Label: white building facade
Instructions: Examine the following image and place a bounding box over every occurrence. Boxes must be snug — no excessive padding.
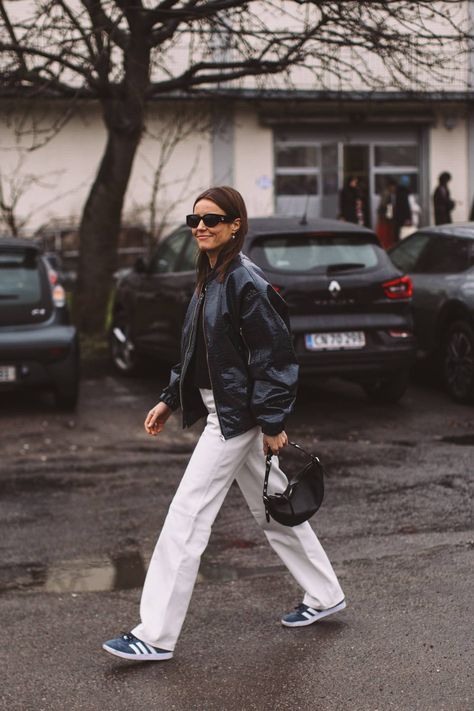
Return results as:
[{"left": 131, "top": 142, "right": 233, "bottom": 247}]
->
[{"left": 1, "top": 1, "right": 474, "bottom": 236}]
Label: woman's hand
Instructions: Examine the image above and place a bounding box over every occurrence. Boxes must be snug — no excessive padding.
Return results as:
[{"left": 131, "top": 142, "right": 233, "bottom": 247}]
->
[
  {"left": 263, "top": 430, "right": 288, "bottom": 455},
  {"left": 144, "top": 401, "right": 172, "bottom": 436}
]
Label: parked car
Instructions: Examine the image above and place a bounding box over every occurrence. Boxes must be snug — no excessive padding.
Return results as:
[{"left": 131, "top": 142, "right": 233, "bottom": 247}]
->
[
  {"left": 389, "top": 222, "right": 474, "bottom": 402},
  {"left": 110, "top": 217, "right": 416, "bottom": 402},
  {"left": 0, "top": 238, "right": 79, "bottom": 409}
]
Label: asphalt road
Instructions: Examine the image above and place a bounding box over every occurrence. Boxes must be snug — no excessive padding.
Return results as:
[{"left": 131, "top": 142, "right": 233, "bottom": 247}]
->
[{"left": 0, "top": 366, "right": 472, "bottom": 711}]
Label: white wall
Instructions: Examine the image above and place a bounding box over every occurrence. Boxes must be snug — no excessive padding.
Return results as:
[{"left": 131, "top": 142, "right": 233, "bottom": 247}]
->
[
  {"left": 0, "top": 101, "right": 212, "bottom": 235},
  {"left": 0, "top": 102, "right": 106, "bottom": 233},
  {"left": 233, "top": 107, "right": 274, "bottom": 217},
  {"left": 128, "top": 103, "right": 212, "bottom": 233},
  {"left": 430, "top": 115, "right": 469, "bottom": 222}
]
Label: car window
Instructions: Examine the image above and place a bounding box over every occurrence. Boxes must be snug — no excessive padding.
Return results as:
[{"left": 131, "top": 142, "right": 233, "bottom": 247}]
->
[
  {"left": 414, "top": 236, "right": 472, "bottom": 274},
  {"left": 149, "top": 229, "right": 189, "bottom": 274},
  {"left": 175, "top": 230, "right": 196, "bottom": 272},
  {"left": 389, "top": 232, "right": 430, "bottom": 272},
  {"left": 250, "top": 233, "right": 379, "bottom": 273},
  {"left": 0, "top": 249, "right": 43, "bottom": 304}
]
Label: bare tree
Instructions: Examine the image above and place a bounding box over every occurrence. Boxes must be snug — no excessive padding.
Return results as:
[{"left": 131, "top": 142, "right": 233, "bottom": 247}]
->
[
  {"left": 0, "top": 1, "right": 470, "bottom": 333},
  {"left": 132, "top": 106, "right": 211, "bottom": 249},
  {"left": 0, "top": 153, "right": 75, "bottom": 237}
]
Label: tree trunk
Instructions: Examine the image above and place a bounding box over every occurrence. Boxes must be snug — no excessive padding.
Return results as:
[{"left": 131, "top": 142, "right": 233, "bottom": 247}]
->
[
  {"left": 73, "top": 121, "right": 142, "bottom": 334},
  {"left": 73, "top": 28, "right": 150, "bottom": 335}
]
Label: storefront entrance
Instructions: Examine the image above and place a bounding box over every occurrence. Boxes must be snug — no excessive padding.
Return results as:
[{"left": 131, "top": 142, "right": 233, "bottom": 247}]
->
[{"left": 274, "top": 128, "right": 425, "bottom": 228}]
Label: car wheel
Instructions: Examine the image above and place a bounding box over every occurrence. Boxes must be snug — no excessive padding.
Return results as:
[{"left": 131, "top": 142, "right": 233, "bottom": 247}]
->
[
  {"left": 443, "top": 320, "right": 474, "bottom": 403},
  {"left": 362, "top": 368, "right": 410, "bottom": 403},
  {"left": 110, "top": 321, "right": 140, "bottom": 375}
]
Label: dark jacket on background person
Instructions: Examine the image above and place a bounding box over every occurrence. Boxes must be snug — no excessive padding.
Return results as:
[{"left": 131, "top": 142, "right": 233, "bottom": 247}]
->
[
  {"left": 159, "top": 253, "right": 299, "bottom": 440},
  {"left": 339, "top": 185, "right": 359, "bottom": 223},
  {"left": 394, "top": 185, "right": 412, "bottom": 228},
  {"left": 434, "top": 185, "right": 455, "bottom": 225}
]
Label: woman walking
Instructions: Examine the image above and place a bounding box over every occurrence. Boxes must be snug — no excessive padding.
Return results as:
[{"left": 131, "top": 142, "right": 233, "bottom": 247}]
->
[{"left": 103, "top": 186, "right": 345, "bottom": 661}]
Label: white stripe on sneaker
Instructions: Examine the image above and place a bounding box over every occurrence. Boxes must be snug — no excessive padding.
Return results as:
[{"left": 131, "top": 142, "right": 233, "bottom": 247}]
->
[
  {"left": 129, "top": 643, "right": 141, "bottom": 654},
  {"left": 145, "top": 643, "right": 157, "bottom": 654},
  {"left": 302, "top": 611, "right": 314, "bottom": 619},
  {"left": 306, "top": 607, "right": 317, "bottom": 615},
  {"left": 135, "top": 642, "right": 149, "bottom": 654}
]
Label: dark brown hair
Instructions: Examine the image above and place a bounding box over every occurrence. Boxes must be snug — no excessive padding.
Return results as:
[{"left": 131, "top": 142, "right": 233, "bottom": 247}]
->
[{"left": 193, "top": 186, "right": 248, "bottom": 291}]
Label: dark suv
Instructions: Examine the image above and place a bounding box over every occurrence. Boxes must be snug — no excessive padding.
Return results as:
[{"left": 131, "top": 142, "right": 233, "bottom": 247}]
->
[
  {"left": 389, "top": 223, "right": 474, "bottom": 402},
  {"left": 0, "top": 238, "right": 79, "bottom": 408},
  {"left": 111, "top": 217, "right": 416, "bottom": 402}
]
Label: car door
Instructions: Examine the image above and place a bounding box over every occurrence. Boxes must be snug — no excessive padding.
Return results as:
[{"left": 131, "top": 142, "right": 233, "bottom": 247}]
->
[
  {"left": 133, "top": 227, "right": 194, "bottom": 359},
  {"left": 391, "top": 233, "right": 471, "bottom": 352},
  {"left": 409, "top": 236, "right": 472, "bottom": 351}
]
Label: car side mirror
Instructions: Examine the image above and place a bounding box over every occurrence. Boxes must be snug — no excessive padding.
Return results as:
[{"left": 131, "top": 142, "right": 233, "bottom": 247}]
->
[{"left": 134, "top": 256, "right": 147, "bottom": 273}]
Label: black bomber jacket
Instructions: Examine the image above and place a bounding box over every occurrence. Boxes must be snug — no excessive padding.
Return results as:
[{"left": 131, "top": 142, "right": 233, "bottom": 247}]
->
[{"left": 159, "top": 253, "right": 299, "bottom": 440}]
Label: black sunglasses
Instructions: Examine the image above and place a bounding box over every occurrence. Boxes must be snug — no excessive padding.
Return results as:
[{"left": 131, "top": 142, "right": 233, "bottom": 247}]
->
[{"left": 186, "top": 213, "right": 236, "bottom": 228}]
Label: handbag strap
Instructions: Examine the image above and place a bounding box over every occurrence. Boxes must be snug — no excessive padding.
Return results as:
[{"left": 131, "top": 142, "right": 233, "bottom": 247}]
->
[
  {"left": 263, "top": 452, "right": 273, "bottom": 522},
  {"left": 263, "top": 441, "right": 320, "bottom": 523}
]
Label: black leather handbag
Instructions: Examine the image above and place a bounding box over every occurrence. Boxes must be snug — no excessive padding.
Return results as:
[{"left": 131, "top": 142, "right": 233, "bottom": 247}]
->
[{"left": 262, "top": 441, "right": 324, "bottom": 527}]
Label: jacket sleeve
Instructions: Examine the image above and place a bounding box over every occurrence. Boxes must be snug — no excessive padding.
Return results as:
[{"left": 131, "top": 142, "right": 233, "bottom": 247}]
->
[
  {"left": 239, "top": 280, "right": 299, "bottom": 436},
  {"left": 159, "top": 362, "right": 182, "bottom": 411}
]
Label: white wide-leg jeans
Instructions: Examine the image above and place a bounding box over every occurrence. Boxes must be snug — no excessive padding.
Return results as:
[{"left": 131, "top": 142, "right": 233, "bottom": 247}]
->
[{"left": 132, "top": 389, "right": 344, "bottom": 651}]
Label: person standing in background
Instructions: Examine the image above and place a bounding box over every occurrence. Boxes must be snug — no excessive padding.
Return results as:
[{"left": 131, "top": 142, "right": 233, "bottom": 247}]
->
[
  {"left": 339, "top": 176, "right": 365, "bottom": 225},
  {"left": 394, "top": 175, "right": 413, "bottom": 241},
  {"left": 376, "top": 176, "right": 412, "bottom": 248},
  {"left": 376, "top": 179, "right": 397, "bottom": 249},
  {"left": 433, "top": 172, "right": 455, "bottom": 225}
]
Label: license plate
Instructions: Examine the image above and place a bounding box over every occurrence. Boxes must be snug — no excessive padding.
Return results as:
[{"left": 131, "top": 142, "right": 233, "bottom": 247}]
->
[
  {"left": 0, "top": 365, "right": 16, "bottom": 382},
  {"left": 305, "top": 331, "right": 366, "bottom": 351}
]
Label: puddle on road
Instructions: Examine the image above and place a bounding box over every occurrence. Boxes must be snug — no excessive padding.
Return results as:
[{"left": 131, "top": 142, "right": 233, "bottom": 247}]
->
[
  {"left": 0, "top": 550, "right": 146, "bottom": 595},
  {"left": 440, "top": 433, "right": 474, "bottom": 446},
  {"left": 0, "top": 549, "right": 282, "bottom": 595}
]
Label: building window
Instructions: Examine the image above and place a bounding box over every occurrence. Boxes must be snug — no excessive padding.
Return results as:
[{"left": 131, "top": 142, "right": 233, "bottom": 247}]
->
[
  {"left": 275, "top": 142, "right": 320, "bottom": 195},
  {"left": 374, "top": 145, "right": 419, "bottom": 167},
  {"left": 274, "top": 140, "right": 320, "bottom": 218},
  {"left": 275, "top": 174, "right": 319, "bottom": 195},
  {"left": 373, "top": 143, "right": 419, "bottom": 194}
]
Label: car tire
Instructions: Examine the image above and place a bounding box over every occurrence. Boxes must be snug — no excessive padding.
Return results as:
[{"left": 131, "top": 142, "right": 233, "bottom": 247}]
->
[
  {"left": 110, "top": 320, "right": 141, "bottom": 376},
  {"left": 443, "top": 319, "right": 474, "bottom": 403},
  {"left": 362, "top": 367, "right": 410, "bottom": 403}
]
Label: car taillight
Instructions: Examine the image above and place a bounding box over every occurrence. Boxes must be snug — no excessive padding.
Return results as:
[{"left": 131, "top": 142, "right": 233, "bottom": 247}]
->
[
  {"left": 382, "top": 275, "right": 412, "bottom": 300},
  {"left": 48, "top": 268, "right": 58, "bottom": 285},
  {"left": 52, "top": 284, "right": 66, "bottom": 307},
  {"left": 272, "top": 285, "right": 282, "bottom": 293}
]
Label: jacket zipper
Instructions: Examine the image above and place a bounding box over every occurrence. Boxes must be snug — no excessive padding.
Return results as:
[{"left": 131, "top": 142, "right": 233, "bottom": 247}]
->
[
  {"left": 239, "top": 327, "right": 252, "bottom": 365},
  {"left": 203, "top": 287, "right": 226, "bottom": 440},
  {"left": 179, "top": 291, "right": 204, "bottom": 414}
]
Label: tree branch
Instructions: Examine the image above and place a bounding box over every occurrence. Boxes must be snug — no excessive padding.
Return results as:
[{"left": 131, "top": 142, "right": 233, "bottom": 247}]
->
[{"left": 80, "top": 0, "right": 129, "bottom": 51}]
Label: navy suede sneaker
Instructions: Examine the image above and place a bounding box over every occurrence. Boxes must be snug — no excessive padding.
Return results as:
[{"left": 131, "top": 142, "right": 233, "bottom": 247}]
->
[
  {"left": 281, "top": 599, "right": 346, "bottom": 627},
  {"left": 102, "top": 632, "right": 173, "bottom": 661}
]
